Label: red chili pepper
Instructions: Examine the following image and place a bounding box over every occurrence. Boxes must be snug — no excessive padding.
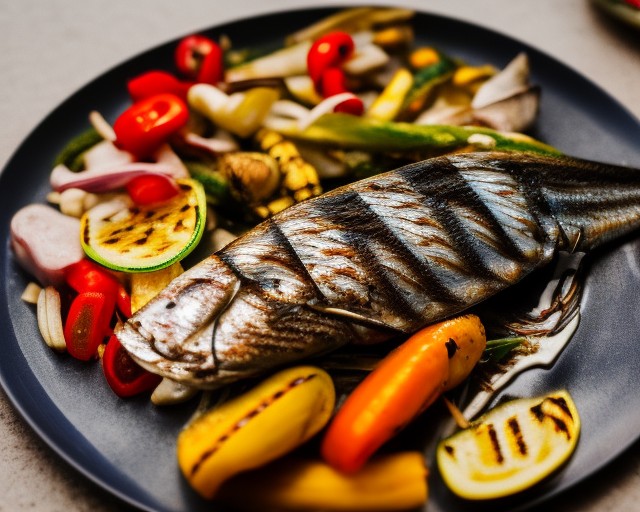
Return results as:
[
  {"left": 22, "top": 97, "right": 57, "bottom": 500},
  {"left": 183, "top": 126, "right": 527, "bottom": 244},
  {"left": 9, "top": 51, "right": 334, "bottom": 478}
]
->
[
  {"left": 103, "top": 334, "right": 162, "bottom": 398},
  {"left": 64, "top": 292, "right": 115, "bottom": 361},
  {"left": 127, "top": 70, "right": 193, "bottom": 102},
  {"left": 195, "top": 46, "right": 224, "bottom": 84},
  {"left": 126, "top": 174, "right": 180, "bottom": 205},
  {"left": 113, "top": 93, "right": 189, "bottom": 158},
  {"left": 318, "top": 67, "right": 364, "bottom": 116},
  {"left": 623, "top": 0, "right": 640, "bottom": 9},
  {"left": 175, "top": 34, "right": 224, "bottom": 84},
  {"left": 307, "top": 31, "right": 355, "bottom": 89}
]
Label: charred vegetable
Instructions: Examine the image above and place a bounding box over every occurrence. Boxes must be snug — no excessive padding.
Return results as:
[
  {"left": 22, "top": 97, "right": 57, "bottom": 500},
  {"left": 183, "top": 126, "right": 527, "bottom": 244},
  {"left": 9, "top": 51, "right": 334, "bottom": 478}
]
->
[
  {"left": 80, "top": 179, "right": 206, "bottom": 272},
  {"left": 437, "top": 390, "right": 580, "bottom": 500},
  {"left": 321, "top": 315, "right": 486, "bottom": 473},
  {"left": 177, "top": 366, "right": 335, "bottom": 498}
]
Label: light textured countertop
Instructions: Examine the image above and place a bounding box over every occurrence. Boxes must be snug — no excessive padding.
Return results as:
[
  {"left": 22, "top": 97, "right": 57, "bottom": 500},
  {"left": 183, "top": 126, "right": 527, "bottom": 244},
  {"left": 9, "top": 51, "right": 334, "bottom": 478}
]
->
[{"left": 1, "top": 1, "right": 640, "bottom": 511}]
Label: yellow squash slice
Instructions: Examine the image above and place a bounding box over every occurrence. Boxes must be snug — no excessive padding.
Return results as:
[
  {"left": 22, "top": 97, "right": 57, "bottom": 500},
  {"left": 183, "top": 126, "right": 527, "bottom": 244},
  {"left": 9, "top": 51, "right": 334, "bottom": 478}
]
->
[
  {"left": 437, "top": 390, "right": 580, "bottom": 500},
  {"left": 80, "top": 179, "right": 206, "bottom": 273}
]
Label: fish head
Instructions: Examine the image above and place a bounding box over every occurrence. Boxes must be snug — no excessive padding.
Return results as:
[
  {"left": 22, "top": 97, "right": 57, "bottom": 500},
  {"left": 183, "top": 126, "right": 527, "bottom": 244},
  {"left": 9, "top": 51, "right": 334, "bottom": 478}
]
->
[{"left": 115, "top": 254, "right": 240, "bottom": 386}]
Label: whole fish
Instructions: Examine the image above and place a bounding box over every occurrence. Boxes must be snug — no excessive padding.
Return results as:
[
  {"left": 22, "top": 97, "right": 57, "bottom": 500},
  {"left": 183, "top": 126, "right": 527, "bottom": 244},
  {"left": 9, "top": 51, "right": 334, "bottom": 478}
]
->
[{"left": 116, "top": 152, "right": 640, "bottom": 388}]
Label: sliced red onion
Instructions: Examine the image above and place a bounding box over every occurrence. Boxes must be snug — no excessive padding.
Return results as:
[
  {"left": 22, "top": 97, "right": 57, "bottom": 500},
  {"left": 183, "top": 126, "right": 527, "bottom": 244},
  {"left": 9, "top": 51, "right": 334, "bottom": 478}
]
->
[{"left": 50, "top": 162, "right": 180, "bottom": 193}]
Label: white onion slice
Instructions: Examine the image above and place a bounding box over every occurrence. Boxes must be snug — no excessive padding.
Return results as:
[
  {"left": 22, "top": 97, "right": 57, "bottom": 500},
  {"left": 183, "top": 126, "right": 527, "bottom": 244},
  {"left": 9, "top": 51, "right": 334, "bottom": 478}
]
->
[
  {"left": 301, "top": 92, "right": 360, "bottom": 130},
  {"left": 184, "top": 132, "right": 240, "bottom": 154},
  {"left": 89, "top": 110, "right": 116, "bottom": 141},
  {"left": 37, "top": 287, "right": 66, "bottom": 352}
]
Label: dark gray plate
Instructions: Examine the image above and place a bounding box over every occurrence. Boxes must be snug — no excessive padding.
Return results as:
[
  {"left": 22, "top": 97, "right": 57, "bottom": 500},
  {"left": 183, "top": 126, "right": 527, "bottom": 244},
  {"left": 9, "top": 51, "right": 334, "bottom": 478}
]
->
[{"left": 1, "top": 7, "right": 640, "bottom": 512}]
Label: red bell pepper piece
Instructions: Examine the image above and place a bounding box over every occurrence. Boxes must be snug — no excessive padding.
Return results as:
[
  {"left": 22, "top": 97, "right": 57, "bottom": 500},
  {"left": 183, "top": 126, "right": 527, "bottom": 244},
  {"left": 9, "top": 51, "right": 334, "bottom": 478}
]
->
[
  {"left": 318, "top": 67, "right": 364, "bottom": 116},
  {"left": 65, "top": 259, "right": 132, "bottom": 318},
  {"left": 126, "top": 174, "right": 180, "bottom": 206},
  {"left": 127, "top": 70, "right": 193, "bottom": 102},
  {"left": 307, "top": 31, "right": 355, "bottom": 89},
  {"left": 175, "top": 34, "right": 224, "bottom": 84},
  {"left": 64, "top": 292, "right": 115, "bottom": 361},
  {"left": 65, "top": 259, "right": 120, "bottom": 297},
  {"left": 103, "top": 334, "right": 162, "bottom": 398},
  {"left": 113, "top": 93, "right": 189, "bottom": 158}
]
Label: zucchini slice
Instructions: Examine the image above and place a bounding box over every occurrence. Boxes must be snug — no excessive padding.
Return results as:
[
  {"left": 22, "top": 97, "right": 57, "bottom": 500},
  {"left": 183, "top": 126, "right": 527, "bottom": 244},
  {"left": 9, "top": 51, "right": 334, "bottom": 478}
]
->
[
  {"left": 80, "top": 179, "right": 206, "bottom": 272},
  {"left": 437, "top": 390, "right": 580, "bottom": 500}
]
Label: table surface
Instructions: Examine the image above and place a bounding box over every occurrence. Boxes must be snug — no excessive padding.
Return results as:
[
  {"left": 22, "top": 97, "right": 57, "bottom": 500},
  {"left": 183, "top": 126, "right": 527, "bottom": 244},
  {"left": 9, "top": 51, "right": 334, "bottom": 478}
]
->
[{"left": 1, "top": 0, "right": 640, "bottom": 510}]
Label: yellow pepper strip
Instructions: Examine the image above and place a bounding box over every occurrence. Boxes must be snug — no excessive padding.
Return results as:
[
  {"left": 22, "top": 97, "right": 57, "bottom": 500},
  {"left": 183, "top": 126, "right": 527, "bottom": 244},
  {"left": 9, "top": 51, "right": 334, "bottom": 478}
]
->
[
  {"left": 188, "top": 84, "right": 279, "bottom": 138},
  {"left": 218, "top": 452, "right": 428, "bottom": 511},
  {"left": 177, "top": 366, "right": 335, "bottom": 499},
  {"left": 366, "top": 68, "right": 414, "bottom": 121},
  {"left": 373, "top": 26, "right": 414, "bottom": 48},
  {"left": 130, "top": 262, "right": 183, "bottom": 314},
  {"left": 452, "top": 64, "right": 498, "bottom": 87}
]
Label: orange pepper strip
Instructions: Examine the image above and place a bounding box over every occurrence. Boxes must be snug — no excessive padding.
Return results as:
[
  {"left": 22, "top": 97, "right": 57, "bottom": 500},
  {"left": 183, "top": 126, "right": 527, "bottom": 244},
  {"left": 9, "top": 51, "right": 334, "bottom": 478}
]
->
[{"left": 321, "top": 314, "right": 485, "bottom": 474}]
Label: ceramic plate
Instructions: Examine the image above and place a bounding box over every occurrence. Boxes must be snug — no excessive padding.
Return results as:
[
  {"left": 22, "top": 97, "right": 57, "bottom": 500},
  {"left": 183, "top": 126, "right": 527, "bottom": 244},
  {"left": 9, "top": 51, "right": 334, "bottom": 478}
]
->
[{"left": 1, "top": 7, "right": 640, "bottom": 512}]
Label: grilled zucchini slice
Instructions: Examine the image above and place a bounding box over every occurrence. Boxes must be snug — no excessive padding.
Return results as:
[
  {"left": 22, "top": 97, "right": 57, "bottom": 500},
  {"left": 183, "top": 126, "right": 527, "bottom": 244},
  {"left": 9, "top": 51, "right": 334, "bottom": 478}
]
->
[
  {"left": 437, "top": 390, "right": 580, "bottom": 500},
  {"left": 80, "top": 179, "right": 206, "bottom": 272}
]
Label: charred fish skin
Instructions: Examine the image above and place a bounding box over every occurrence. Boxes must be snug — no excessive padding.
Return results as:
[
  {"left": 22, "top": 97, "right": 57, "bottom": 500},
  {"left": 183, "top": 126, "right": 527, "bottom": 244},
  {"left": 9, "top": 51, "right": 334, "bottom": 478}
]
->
[{"left": 116, "top": 152, "right": 640, "bottom": 388}]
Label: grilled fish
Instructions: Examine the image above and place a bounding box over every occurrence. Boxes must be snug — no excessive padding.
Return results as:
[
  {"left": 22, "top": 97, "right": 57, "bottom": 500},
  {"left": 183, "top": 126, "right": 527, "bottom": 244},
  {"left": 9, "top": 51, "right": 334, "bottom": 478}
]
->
[{"left": 116, "top": 152, "right": 640, "bottom": 388}]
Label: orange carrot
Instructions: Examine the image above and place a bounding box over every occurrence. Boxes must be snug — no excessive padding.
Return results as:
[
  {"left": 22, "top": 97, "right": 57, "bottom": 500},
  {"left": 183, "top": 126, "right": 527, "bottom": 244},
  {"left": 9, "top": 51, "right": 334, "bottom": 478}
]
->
[{"left": 321, "top": 314, "right": 486, "bottom": 474}]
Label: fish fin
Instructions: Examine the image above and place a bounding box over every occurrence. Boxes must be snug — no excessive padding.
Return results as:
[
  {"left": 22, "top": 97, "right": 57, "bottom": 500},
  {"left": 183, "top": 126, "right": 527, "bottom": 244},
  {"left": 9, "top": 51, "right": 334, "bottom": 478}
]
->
[
  {"left": 456, "top": 251, "right": 585, "bottom": 423},
  {"left": 306, "top": 303, "right": 404, "bottom": 334}
]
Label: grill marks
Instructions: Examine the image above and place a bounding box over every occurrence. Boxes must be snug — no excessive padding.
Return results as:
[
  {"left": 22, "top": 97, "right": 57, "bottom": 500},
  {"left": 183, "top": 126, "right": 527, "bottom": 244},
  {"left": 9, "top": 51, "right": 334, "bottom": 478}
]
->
[
  {"left": 189, "top": 373, "right": 317, "bottom": 477},
  {"left": 415, "top": 161, "right": 553, "bottom": 283},
  {"left": 507, "top": 417, "right": 527, "bottom": 456},
  {"left": 221, "top": 155, "right": 552, "bottom": 332}
]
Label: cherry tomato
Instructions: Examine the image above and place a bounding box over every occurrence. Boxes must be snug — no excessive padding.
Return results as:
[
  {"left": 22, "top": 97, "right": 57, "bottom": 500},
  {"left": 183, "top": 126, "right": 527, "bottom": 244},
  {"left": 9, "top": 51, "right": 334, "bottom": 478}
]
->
[
  {"left": 307, "top": 31, "right": 355, "bottom": 88},
  {"left": 126, "top": 174, "right": 180, "bottom": 205},
  {"left": 64, "top": 292, "right": 115, "bottom": 361},
  {"left": 102, "top": 335, "right": 162, "bottom": 398},
  {"left": 127, "top": 70, "right": 193, "bottom": 102},
  {"left": 113, "top": 93, "right": 189, "bottom": 158},
  {"left": 175, "top": 34, "right": 224, "bottom": 83}
]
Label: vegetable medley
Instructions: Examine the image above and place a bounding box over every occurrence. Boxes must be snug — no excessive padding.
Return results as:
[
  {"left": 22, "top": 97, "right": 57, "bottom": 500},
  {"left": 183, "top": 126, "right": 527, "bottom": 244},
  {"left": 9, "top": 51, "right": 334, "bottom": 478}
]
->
[{"left": 10, "top": 7, "right": 580, "bottom": 510}]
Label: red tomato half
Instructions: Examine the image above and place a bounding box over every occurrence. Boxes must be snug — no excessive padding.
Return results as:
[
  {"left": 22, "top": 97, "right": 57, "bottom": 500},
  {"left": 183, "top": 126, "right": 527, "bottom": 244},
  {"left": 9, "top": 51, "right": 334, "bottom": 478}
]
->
[{"left": 113, "top": 93, "right": 189, "bottom": 158}]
